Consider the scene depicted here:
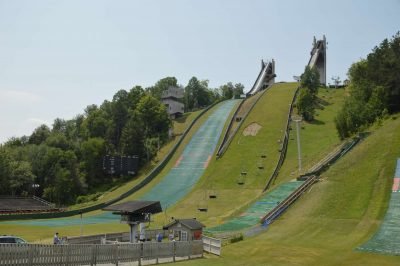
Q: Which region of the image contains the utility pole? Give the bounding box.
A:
[293,118,302,173]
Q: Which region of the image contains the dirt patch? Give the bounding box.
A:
[243,122,262,136]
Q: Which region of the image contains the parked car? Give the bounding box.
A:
[0,235,28,244]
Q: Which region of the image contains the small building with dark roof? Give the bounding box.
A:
[163,218,205,241]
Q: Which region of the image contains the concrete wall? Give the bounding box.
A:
[163,98,184,116]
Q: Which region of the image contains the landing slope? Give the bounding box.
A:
[163,82,298,227]
[178,115,400,266]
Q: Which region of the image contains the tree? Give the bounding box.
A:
[109,90,130,149]
[185,77,201,110]
[335,32,400,139]
[46,133,70,150]
[219,82,234,100]
[135,95,171,139]
[301,66,320,96]
[233,83,245,98]
[81,138,106,186]
[52,118,67,134]
[296,66,320,121]
[147,77,178,99]
[4,136,29,147]
[0,147,12,194]
[297,88,315,121]
[83,108,111,139]
[41,149,83,204]
[9,161,35,196]
[29,125,51,145]
[120,112,145,160]
[121,95,171,165]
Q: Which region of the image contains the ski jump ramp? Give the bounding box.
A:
[247,59,276,96]
[307,35,327,85]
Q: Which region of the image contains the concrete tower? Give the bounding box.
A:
[247,59,276,95]
[308,35,327,85]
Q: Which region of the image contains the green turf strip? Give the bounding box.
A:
[357,159,400,255]
[205,180,303,233]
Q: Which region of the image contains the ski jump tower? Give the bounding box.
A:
[307,35,327,85]
[247,59,276,96]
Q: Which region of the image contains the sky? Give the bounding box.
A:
[0,0,399,143]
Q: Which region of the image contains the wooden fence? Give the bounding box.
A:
[202,236,221,256]
[0,241,203,266]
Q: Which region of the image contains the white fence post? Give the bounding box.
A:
[173,241,176,262]
[139,242,143,266]
[202,236,221,256]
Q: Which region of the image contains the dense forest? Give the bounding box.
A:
[0,76,244,205]
[335,32,400,139]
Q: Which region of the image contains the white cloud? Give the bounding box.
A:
[0,90,43,104]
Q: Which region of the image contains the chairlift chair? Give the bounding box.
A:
[237,174,246,185]
[197,190,208,212]
[257,159,264,170]
[208,189,217,199]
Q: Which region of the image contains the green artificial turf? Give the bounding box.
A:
[175,113,400,266]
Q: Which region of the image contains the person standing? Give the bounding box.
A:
[157,232,162,242]
[53,232,60,244]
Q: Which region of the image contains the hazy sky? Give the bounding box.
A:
[0,0,399,143]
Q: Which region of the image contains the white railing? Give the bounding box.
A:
[67,230,167,244]
[0,241,203,266]
[202,236,221,256]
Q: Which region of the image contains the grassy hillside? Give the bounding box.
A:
[68,109,203,210]
[177,113,400,265]
[156,83,299,227]
[276,87,346,185]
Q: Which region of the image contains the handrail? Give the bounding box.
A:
[216,98,245,157]
[261,135,361,224]
[260,175,318,224]
[217,85,272,158]
[263,86,300,191]
[32,196,56,207]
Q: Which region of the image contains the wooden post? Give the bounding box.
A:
[114,244,119,266]
[138,242,143,266]
[28,244,34,266]
[173,241,176,262]
[156,243,159,264]
[90,245,96,266]
[65,244,71,266]
[189,241,192,259]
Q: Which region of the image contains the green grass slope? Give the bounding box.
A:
[159,83,299,227]
[177,115,400,265]
[275,88,346,185]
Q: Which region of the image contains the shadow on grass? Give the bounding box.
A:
[358,131,371,139]
[315,97,331,110]
[309,119,325,125]
[175,113,189,124]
